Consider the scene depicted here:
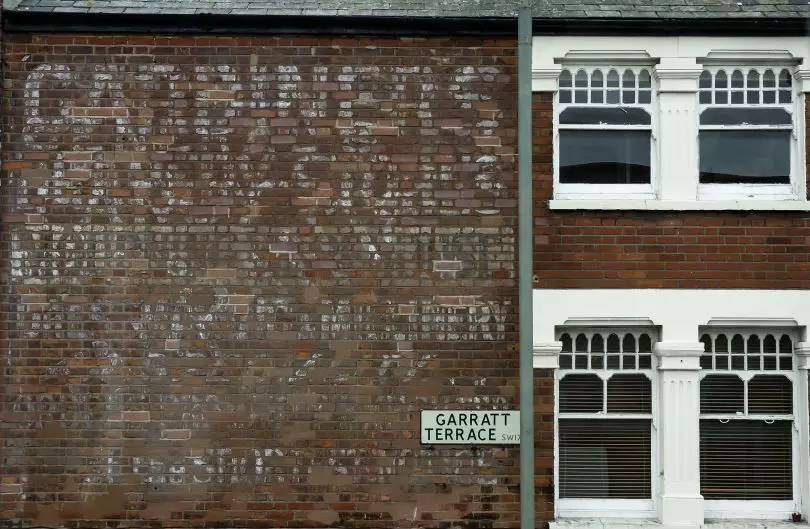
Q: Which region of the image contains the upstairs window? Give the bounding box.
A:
[556,67,655,199]
[698,68,797,199]
[699,329,798,516]
[557,328,657,516]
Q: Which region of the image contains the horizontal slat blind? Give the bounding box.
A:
[699,329,795,502]
[700,375,743,414]
[748,375,793,414]
[700,420,792,500]
[559,419,652,499]
[607,374,651,413]
[558,328,656,501]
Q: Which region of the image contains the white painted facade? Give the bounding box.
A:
[534,289,810,528]
[532,36,810,209]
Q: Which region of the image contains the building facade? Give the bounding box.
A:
[1,1,809,528]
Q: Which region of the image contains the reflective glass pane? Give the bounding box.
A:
[699,130,791,184]
[560,130,651,184]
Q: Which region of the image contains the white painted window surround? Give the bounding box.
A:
[533,289,810,528]
[532,37,810,211]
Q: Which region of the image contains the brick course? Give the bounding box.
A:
[0,34,557,528]
[532,92,810,289]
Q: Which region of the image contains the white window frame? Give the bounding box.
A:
[554,326,659,519]
[534,37,810,211]
[698,327,803,519]
[553,64,659,200]
[697,66,800,201]
[535,290,810,526]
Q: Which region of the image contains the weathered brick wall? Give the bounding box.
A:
[0,34,555,528]
[533,92,810,289]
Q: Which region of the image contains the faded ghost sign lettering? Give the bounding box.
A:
[420,410,519,445]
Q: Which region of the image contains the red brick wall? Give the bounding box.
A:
[0,34,555,528]
[533,92,810,289]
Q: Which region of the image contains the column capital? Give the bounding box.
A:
[532,68,561,92]
[533,341,562,369]
[796,342,810,369]
[654,58,703,93]
[793,69,810,93]
[654,341,704,370]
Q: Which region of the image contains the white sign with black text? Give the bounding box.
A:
[420,410,520,445]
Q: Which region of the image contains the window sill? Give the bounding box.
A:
[549,199,810,211]
[550,519,810,529]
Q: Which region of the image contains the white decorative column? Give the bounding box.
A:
[654,341,705,527]
[793,68,810,201]
[654,59,702,202]
[795,342,810,520]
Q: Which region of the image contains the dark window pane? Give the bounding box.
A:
[731,70,744,104]
[700,108,792,126]
[701,355,713,369]
[607,355,620,369]
[622,333,636,353]
[606,69,620,104]
[559,107,651,126]
[607,374,652,413]
[699,71,712,89]
[700,374,743,414]
[763,70,777,103]
[638,354,652,369]
[559,374,603,413]
[559,419,652,499]
[700,420,792,500]
[748,375,792,414]
[560,130,651,184]
[699,130,791,184]
[764,355,778,370]
[701,334,712,352]
[607,334,620,353]
[747,69,760,104]
[779,335,793,355]
[638,334,652,353]
[622,355,636,370]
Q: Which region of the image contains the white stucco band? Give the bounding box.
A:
[531,37,810,93]
[533,289,810,347]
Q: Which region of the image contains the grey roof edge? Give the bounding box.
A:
[6,0,810,19]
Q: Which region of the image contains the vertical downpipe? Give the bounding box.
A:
[517,1,534,528]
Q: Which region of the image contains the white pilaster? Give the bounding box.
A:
[654,341,705,527]
[654,59,702,202]
[796,342,810,519]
